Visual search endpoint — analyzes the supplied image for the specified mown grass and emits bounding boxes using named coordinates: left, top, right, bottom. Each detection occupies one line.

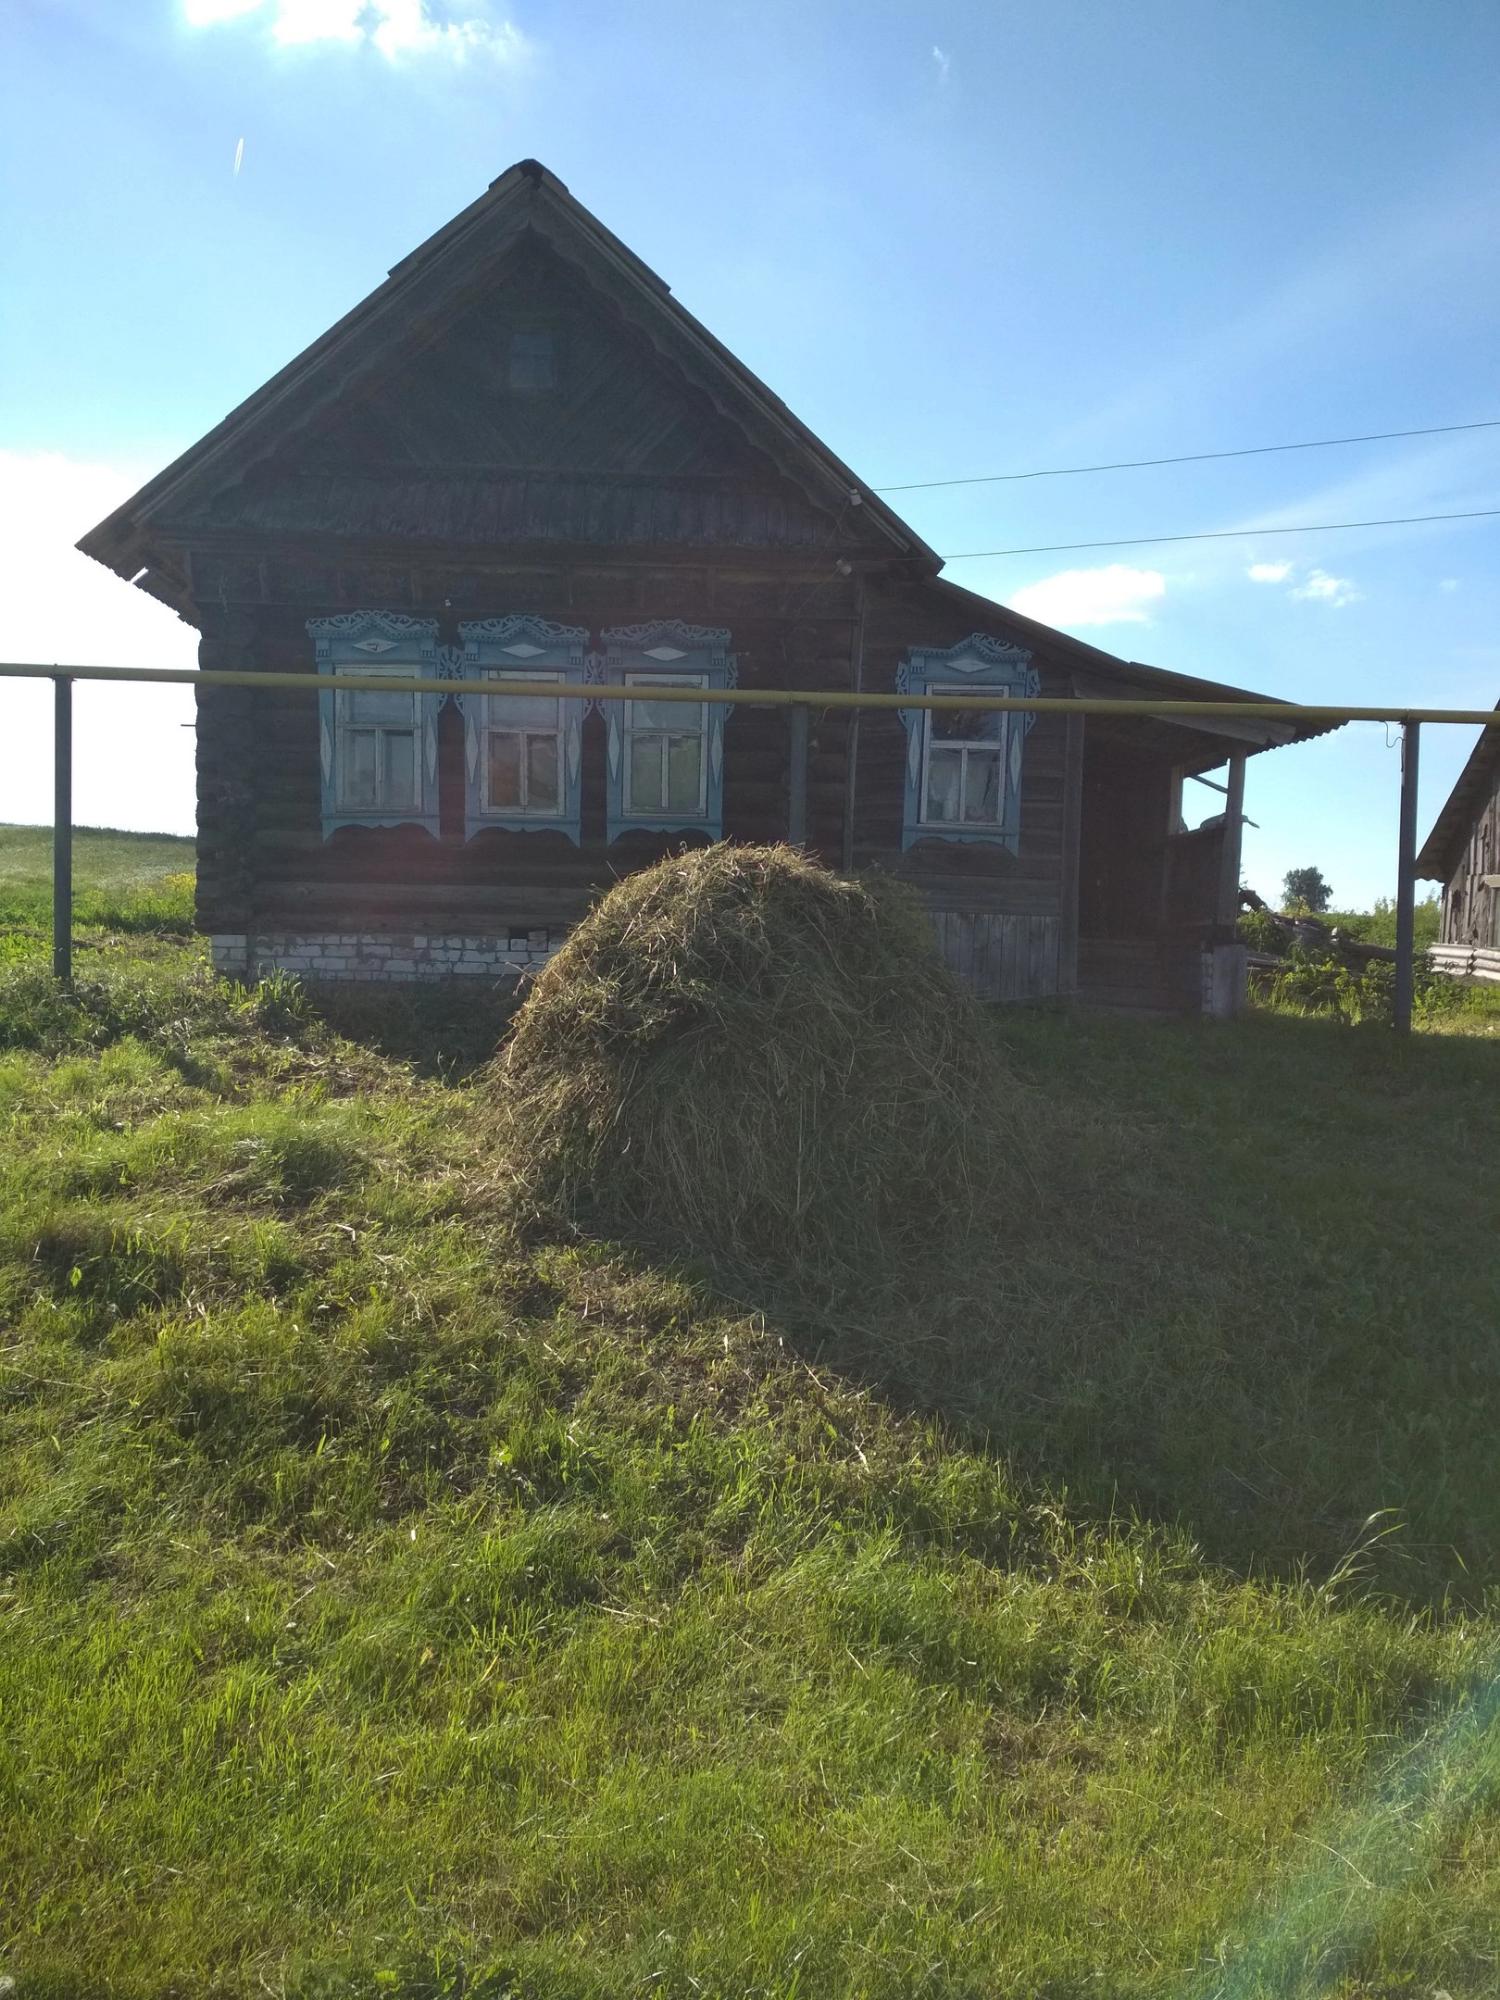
left=1, top=894, right=1498, bottom=1993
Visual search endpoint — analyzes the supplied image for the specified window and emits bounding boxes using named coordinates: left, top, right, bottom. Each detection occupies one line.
left=895, top=634, right=1039, bottom=853
left=459, top=617, right=588, bottom=841
left=921, top=687, right=1006, bottom=828
left=600, top=624, right=736, bottom=844
left=310, top=613, right=442, bottom=838
left=480, top=673, right=565, bottom=815
left=335, top=676, right=421, bottom=812
left=508, top=330, right=555, bottom=392
left=624, top=673, right=709, bottom=817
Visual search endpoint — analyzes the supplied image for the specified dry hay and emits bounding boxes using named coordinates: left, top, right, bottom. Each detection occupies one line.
left=484, top=844, right=1024, bottom=1301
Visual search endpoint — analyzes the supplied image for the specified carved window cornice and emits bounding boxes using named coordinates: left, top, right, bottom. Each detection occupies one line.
left=308, top=612, right=442, bottom=839
left=895, top=634, right=1038, bottom=855
left=307, top=611, right=439, bottom=659
left=458, top=615, right=589, bottom=658
left=598, top=624, right=737, bottom=844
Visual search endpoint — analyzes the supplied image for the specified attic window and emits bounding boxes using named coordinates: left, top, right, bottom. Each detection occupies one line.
left=508, top=330, right=555, bottom=392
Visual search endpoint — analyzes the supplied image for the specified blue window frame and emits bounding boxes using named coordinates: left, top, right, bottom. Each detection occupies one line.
left=895, top=635, right=1039, bottom=853
left=311, top=612, right=442, bottom=838
left=459, top=618, right=589, bottom=842
left=599, top=623, right=736, bottom=844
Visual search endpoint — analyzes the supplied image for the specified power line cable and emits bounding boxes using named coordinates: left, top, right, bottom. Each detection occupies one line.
left=936, top=506, right=1500, bottom=562
left=875, top=418, right=1500, bottom=494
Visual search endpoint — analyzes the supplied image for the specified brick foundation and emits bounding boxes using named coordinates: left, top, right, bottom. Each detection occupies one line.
left=209, top=931, right=560, bottom=982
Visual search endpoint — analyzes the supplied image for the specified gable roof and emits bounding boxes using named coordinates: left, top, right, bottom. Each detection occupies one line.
left=78, top=159, right=938, bottom=601
left=1416, top=700, right=1500, bottom=881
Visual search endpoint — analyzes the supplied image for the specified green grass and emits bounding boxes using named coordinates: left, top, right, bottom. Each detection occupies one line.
left=0, top=823, right=196, bottom=945
left=2, top=914, right=1499, bottom=1993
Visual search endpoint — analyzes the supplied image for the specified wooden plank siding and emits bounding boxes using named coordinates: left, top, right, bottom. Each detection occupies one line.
left=1439, top=762, right=1499, bottom=953
left=166, top=235, right=896, bottom=568
left=850, top=578, right=1071, bottom=937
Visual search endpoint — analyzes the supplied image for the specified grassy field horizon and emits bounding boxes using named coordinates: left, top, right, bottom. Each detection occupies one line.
left=0, top=822, right=195, bottom=875
left=0, top=824, right=196, bottom=949
left=1, top=826, right=1498, bottom=1996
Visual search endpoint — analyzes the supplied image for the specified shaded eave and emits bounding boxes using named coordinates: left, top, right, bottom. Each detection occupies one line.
left=926, top=574, right=1339, bottom=771
left=77, top=159, right=938, bottom=600
left=1416, top=701, right=1500, bottom=881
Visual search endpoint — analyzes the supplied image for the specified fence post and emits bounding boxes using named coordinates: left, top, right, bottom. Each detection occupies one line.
left=53, top=672, right=73, bottom=984
left=1215, top=753, right=1247, bottom=924
left=1393, top=718, right=1421, bottom=1034
left=787, top=703, right=810, bottom=846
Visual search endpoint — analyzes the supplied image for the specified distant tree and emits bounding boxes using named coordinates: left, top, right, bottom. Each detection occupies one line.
left=1282, top=866, right=1332, bottom=914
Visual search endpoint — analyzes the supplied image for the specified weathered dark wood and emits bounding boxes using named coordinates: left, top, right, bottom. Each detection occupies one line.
left=1428, top=733, right=1499, bottom=968
left=787, top=704, right=810, bottom=846
left=194, top=611, right=261, bottom=932
left=1216, top=754, right=1247, bottom=925
left=1078, top=736, right=1174, bottom=940
left=1162, top=824, right=1226, bottom=929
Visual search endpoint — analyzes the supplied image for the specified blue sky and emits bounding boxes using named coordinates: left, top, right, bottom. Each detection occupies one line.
left=4, top=0, right=1498, bottom=905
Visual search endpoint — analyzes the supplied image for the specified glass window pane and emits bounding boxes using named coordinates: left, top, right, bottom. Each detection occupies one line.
left=629, top=735, right=664, bottom=812
left=963, top=750, right=1002, bottom=824
left=632, top=696, right=695, bottom=731
left=666, top=733, right=703, bottom=812
left=489, top=688, right=559, bottom=729
left=930, top=689, right=1002, bottom=745
left=488, top=732, right=522, bottom=809
left=344, top=730, right=378, bottom=807
left=342, top=686, right=415, bottom=727
left=527, top=734, right=560, bottom=811
left=509, top=331, right=554, bottom=391
left=384, top=732, right=416, bottom=808
left=925, top=748, right=962, bottom=822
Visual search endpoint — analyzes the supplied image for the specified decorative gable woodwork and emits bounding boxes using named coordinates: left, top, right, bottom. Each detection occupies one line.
left=161, top=236, right=874, bottom=557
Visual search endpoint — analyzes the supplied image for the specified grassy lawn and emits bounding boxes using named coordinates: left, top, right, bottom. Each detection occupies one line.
left=0, top=825, right=195, bottom=947
left=1, top=853, right=1499, bottom=1996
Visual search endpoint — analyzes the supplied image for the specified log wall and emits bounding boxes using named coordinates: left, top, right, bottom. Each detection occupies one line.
left=193, top=561, right=1080, bottom=1002
left=197, top=561, right=866, bottom=940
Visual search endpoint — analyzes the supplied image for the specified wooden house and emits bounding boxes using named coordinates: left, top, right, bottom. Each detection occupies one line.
left=78, top=160, right=1330, bottom=1012
left=1418, top=701, right=1500, bottom=982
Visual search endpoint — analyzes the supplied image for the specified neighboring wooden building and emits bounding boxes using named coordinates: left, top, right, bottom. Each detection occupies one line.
left=78, top=160, right=1329, bottom=1011
left=1418, top=702, right=1500, bottom=983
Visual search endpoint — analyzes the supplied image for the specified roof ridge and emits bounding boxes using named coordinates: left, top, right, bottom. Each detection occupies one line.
left=79, top=164, right=934, bottom=586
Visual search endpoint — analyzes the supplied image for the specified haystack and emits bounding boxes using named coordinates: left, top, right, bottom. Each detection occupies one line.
left=486, top=845, right=1017, bottom=1299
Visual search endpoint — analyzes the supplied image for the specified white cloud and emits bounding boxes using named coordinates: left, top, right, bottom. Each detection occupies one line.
left=183, top=0, right=530, bottom=61
left=373, top=0, right=524, bottom=58
left=183, top=0, right=264, bottom=22
left=1245, top=556, right=1363, bottom=606
left=271, top=0, right=362, bottom=45
left=0, top=452, right=197, bottom=835
left=1290, top=567, right=1361, bottom=607
left=1439, top=577, right=1460, bottom=592
left=1006, top=564, right=1166, bottom=628
left=931, top=45, right=951, bottom=83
